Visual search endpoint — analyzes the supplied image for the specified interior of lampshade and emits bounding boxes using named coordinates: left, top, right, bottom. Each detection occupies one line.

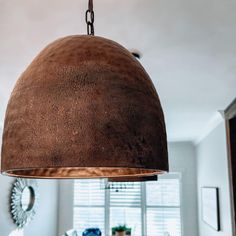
left=3, top=167, right=165, bottom=179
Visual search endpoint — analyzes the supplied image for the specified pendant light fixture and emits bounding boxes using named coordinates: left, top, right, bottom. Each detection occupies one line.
left=0, top=0, right=168, bottom=179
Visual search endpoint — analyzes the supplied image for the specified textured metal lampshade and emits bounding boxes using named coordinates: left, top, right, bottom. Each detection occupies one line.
left=1, top=35, right=168, bottom=178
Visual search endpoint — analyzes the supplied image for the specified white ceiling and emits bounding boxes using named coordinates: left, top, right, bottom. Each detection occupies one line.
left=0, top=0, right=235, bottom=143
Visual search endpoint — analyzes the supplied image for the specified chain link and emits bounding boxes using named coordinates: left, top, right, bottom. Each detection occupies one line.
left=85, top=2, right=95, bottom=35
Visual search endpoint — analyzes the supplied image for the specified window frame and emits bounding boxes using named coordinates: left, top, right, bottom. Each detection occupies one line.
left=73, top=172, right=183, bottom=236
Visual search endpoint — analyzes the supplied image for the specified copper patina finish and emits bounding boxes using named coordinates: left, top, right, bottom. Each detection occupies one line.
left=1, top=35, right=168, bottom=178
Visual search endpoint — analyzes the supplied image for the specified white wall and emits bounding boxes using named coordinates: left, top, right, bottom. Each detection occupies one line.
left=168, top=142, right=199, bottom=236
left=196, top=122, right=233, bottom=236
left=0, top=174, right=59, bottom=236
left=0, top=175, right=19, bottom=235
left=58, top=180, right=74, bottom=236
left=24, top=179, right=59, bottom=236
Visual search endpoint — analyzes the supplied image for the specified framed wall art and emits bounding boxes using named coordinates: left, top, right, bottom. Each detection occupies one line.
left=201, top=187, right=220, bottom=231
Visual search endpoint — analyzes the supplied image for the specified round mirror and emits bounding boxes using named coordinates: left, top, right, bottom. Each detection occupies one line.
left=10, top=178, right=38, bottom=228
left=21, top=186, right=35, bottom=211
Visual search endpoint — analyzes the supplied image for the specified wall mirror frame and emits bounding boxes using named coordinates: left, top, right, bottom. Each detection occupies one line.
left=10, top=178, right=38, bottom=228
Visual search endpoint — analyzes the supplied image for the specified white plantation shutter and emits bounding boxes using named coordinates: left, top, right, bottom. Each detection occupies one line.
left=74, top=179, right=104, bottom=206
left=147, top=208, right=181, bottom=236
left=146, top=174, right=182, bottom=236
left=110, top=183, right=142, bottom=236
left=73, top=179, right=105, bottom=235
left=73, top=174, right=182, bottom=236
left=110, top=183, right=141, bottom=207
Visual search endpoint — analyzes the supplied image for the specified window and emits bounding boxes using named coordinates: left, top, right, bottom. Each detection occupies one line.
left=73, top=173, right=182, bottom=236
left=73, top=179, right=105, bottom=235
left=110, top=182, right=142, bottom=236
left=146, top=174, right=182, bottom=236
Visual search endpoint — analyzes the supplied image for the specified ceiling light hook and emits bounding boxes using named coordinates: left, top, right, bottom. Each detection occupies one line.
left=86, top=0, right=95, bottom=35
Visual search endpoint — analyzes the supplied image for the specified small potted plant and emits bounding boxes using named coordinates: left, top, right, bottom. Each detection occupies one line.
left=112, top=224, right=131, bottom=236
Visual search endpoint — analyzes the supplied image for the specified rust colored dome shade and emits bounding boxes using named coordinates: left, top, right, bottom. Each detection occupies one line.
left=1, top=35, right=168, bottom=179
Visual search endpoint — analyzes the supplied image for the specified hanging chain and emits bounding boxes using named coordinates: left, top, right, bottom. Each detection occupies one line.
left=85, top=0, right=95, bottom=35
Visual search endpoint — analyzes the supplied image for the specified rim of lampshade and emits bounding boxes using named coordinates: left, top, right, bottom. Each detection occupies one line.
left=1, top=167, right=166, bottom=179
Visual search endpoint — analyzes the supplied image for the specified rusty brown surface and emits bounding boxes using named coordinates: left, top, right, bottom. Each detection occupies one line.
left=1, top=35, right=168, bottom=178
